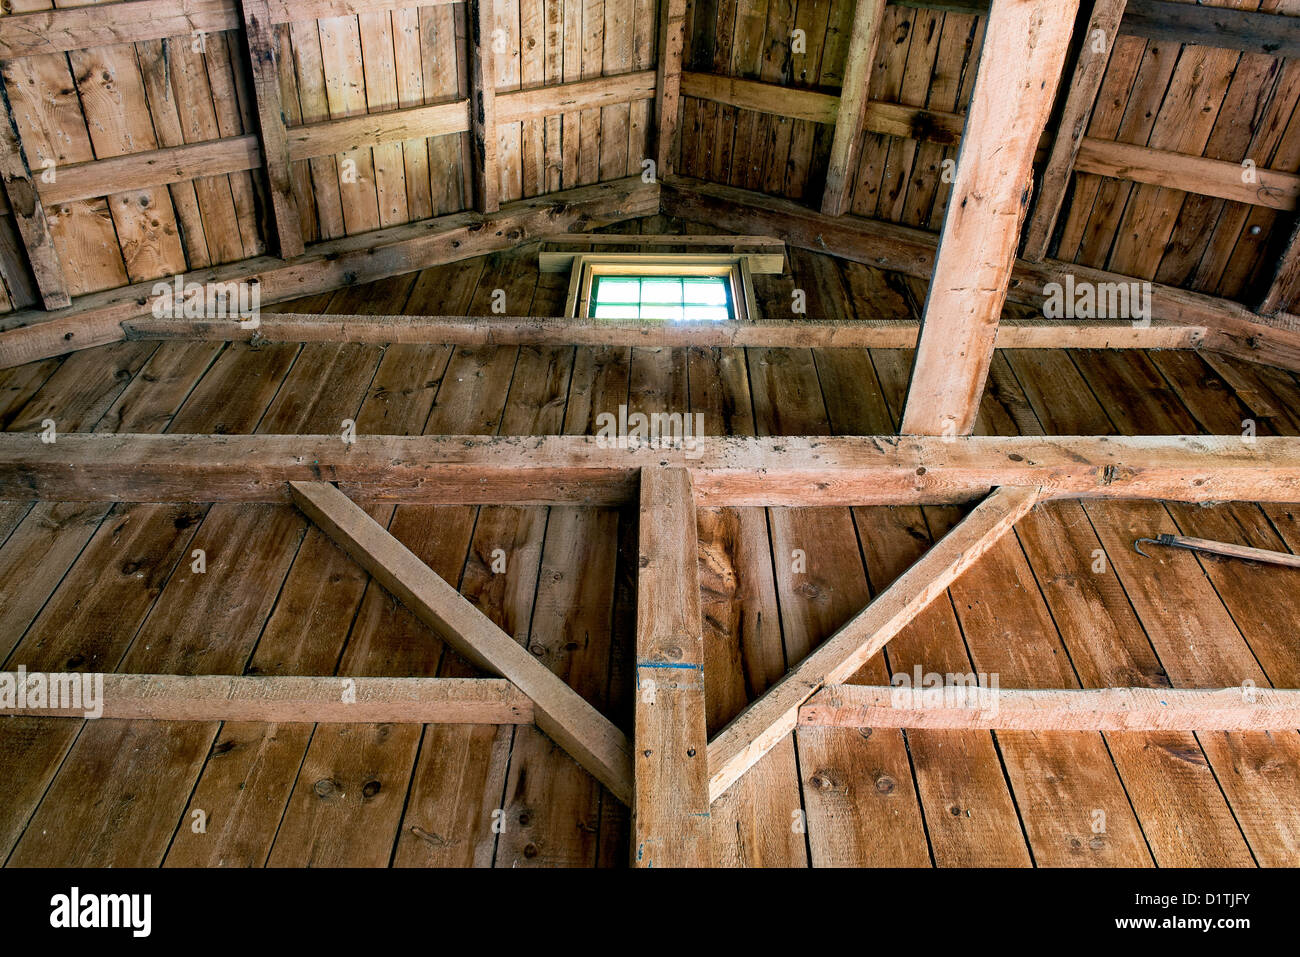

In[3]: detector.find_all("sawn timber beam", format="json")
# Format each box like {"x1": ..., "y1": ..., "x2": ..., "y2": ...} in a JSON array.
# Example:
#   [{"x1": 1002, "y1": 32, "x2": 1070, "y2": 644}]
[{"x1": 4, "y1": 434, "x2": 1300, "y2": 506}]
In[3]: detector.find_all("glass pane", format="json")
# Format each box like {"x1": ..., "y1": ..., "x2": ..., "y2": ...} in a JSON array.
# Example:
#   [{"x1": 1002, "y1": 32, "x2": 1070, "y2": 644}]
[
  {"x1": 641, "y1": 279, "x2": 683, "y2": 304},
  {"x1": 594, "y1": 278, "x2": 641, "y2": 304},
  {"x1": 593, "y1": 303, "x2": 640, "y2": 319},
  {"x1": 682, "y1": 277, "x2": 728, "y2": 305},
  {"x1": 641, "y1": 304, "x2": 684, "y2": 320},
  {"x1": 682, "y1": 305, "x2": 730, "y2": 322}
]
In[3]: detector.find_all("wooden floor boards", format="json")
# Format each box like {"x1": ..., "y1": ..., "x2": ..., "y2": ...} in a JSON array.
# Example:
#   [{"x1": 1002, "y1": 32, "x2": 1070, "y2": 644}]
[{"x1": 2, "y1": 242, "x2": 1300, "y2": 867}]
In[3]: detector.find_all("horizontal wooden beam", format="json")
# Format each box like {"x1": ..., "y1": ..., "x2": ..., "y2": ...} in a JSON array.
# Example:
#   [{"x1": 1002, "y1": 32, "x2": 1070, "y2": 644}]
[
  {"x1": 661, "y1": 176, "x2": 1300, "y2": 372},
  {"x1": 680, "y1": 72, "x2": 839, "y2": 124},
  {"x1": 707, "y1": 485, "x2": 1041, "y2": 800},
  {"x1": 291, "y1": 480, "x2": 634, "y2": 803},
  {"x1": 1076, "y1": 138, "x2": 1300, "y2": 212},
  {"x1": 2, "y1": 673, "x2": 532, "y2": 723},
  {"x1": 4, "y1": 433, "x2": 1300, "y2": 506},
  {"x1": 799, "y1": 684, "x2": 1300, "y2": 732},
  {"x1": 119, "y1": 313, "x2": 1208, "y2": 350},
  {"x1": 0, "y1": 175, "x2": 658, "y2": 368},
  {"x1": 895, "y1": 0, "x2": 1300, "y2": 58},
  {"x1": 681, "y1": 74, "x2": 1296, "y2": 211},
  {"x1": 0, "y1": 0, "x2": 461, "y2": 59}
]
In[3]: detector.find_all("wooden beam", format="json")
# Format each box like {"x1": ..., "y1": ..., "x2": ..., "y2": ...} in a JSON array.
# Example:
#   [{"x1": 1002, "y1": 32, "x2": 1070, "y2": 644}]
[
  {"x1": 241, "y1": 0, "x2": 305, "y2": 258},
  {"x1": 289, "y1": 481, "x2": 634, "y2": 803},
  {"x1": 679, "y1": 72, "x2": 839, "y2": 125},
  {"x1": 0, "y1": 175, "x2": 657, "y2": 368},
  {"x1": 288, "y1": 101, "x2": 470, "y2": 162},
  {"x1": 1121, "y1": 0, "x2": 1300, "y2": 59},
  {"x1": 118, "y1": 313, "x2": 1207, "y2": 350},
  {"x1": 654, "y1": 0, "x2": 688, "y2": 176},
  {"x1": 0, "y1": 72, "x2": 71, "y2": 310},
  {"x1": 706, "y1": 485, "x2": 1040, "y2": 800},
  {"x1": 799, "y1": 684, "x2": 1300, "y2": 732},
  {"x1": 1076, "y1": 138, "x2": 1300, "y2": 213},
  {"x1": 497, "y1": 71, "x2": 656, "y2": 123},
  {"x1": 38, "y1": 136, "x2": 263, "y2": 207},
  {"x1": 901, "y1": 0, "x2": 1079, "y2": 437},
  {"x1": 0, "y1": 0, "x2": 460, "y2": 59},
  {"x1": 633, "y1": 467, "x2": 710, "y2": 866},
  {"x1": 660, "y1": 176, "x2": 1300, "y2": 366},
  {"x1": 8, "y1": 432, "x2": 1299, "y2": 506},
  {"x1": 2, "y1": 673, "x2": 532, "y2": 724},
  {"x1": 1022, "y1": 0, "x2": 1128, "y2": 261},
  {"x1": 466, "y1": 0, "x2": 499, "y2": 214},
  {"x1": 822, "y1": 0, "x2": 888, "y2": 216}
]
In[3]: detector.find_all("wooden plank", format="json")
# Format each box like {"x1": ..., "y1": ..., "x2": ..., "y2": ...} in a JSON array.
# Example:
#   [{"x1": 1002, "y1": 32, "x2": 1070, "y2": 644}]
[
  {"x1": 901, "y1": 0, "x2": 1078, "y2": 436},
  {"x1": 801, "y1": 685, "x2": 1300, "y2": 730},
  {"x1": 822, "y1": 0, "x2": 888, "y2": 215},
  {"x1": 2, "y1": 673, "x2": 532, "y2": 723},
  {"x1": 242, "y1": 0, "x2": 305, "y2": 257},
  {"x1": 654, "y1": 0, "x2": 688, "y2": 175},
  {"x1": 705, "y1": 484, "x2": 1040, "y2": 802},
  {"x1": 467, "y1": 0, "x2": 500, "y2": 213},
  {"x1": 0, "y1": 175, "x2": 657, "y2": 367},
  {"x1": 288, "y1": 480, "x2": 634, "y2": 803},
  {"x1": 0, "y1": 73, "x2": 70, "y2": 310},
  {"x1": 1022, "y1": 0, "x2": 1128, "y2": 261},
  {"x1": 9, "y1": 432, "x2": 1300, "y2": 506},
  {"x1": 633, "y1": 466, "x2": 709, "y2": 866}
]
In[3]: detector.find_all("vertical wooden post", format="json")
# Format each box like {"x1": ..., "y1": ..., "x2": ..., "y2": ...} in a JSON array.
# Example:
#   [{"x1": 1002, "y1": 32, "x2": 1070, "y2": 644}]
[
  {"x1": 241, "y1": 0, "x2": 305, "y2": 259},
  {"x1": 0, "y1": 70, "x2": 71, "y2": 309},
  {"x1": 467, "y1": 0, "x2": 500, "y2": 213},
  {"x1": 820, "y1": 0, "x2": 887, "y2": 216},
  {"x1": 654, "y1": 0, "x2": 688, "y2": 178},
  {"x1": 901, "y1": 0, "x2": 1079, "y2": 437},
  {"x1": 633, "y1": 466, "x2": 710, "y2": 867},
  {"x1": 1021, "y1": 0, "x2": 1128, "y2": 261}
]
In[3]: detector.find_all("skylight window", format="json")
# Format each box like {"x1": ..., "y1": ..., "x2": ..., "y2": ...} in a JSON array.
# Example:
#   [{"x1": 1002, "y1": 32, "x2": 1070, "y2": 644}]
[{"x1": 551, "y1": 252, "x2": 770, "y2": 323}]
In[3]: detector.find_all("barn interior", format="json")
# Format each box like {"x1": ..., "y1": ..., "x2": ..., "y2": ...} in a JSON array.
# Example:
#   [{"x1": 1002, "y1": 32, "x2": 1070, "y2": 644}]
[{"x1": 1, "y1": 0, "x2": 1300, "y2": 868}]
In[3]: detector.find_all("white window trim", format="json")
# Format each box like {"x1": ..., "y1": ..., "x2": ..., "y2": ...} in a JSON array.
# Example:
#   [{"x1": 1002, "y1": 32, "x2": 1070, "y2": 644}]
[{"x1": 563, "y1": 253, "x2": 761, "y2": 322}]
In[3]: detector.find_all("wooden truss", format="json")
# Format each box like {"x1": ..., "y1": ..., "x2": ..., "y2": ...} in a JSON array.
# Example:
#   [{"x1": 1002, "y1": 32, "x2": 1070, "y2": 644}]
[{"x1": 6, "y1": 432, "x2": 1300, "y2": 865}]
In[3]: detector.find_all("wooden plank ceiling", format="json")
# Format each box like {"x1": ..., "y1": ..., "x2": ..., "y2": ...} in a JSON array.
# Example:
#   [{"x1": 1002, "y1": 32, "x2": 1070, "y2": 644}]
[{"x1": 0, "y1": 0, "x2": 1298, "y2": 318}]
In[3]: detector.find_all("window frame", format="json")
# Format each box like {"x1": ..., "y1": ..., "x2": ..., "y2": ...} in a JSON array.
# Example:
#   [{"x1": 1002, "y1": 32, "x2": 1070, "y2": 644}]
[{"x1": 564, "y1": 253, "x2": 759, "y2": 323}]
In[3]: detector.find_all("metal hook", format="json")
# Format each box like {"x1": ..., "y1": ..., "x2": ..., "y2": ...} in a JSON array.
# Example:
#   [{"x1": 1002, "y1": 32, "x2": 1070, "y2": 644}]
[{"x1": 1134, "y1": 538, "x2": 1159, "y2": 558}]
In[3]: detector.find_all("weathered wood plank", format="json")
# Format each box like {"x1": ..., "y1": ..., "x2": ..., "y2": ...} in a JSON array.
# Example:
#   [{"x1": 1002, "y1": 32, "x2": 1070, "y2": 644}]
[{"x1": 467, "y1": 0, "x2": 500, "y2": 213}]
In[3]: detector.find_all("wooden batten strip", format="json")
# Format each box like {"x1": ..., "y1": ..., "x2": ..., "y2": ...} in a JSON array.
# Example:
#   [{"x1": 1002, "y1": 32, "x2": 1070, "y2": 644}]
[
  {"x1": 822, "y1": 0, "x2": 888, "y2": 216},
  {"x1": 1022, "y1": 0, "x2": 1129, "y2": 261},
  {"x1": 680, "y1": 72, "x2": 839, "y2": 124},
  {"x1": 633, "y1": 467, "x2": 710, "y2": 866},
  {"x1": 706, "y1": 486, "x2": 1042, "y2": 801},
  {"x1": 1, "y1": 673, "x2": 533, "y2": 724},
  {"x1": 799, "y1": 685, "x2": 1300, "y2": 732},
  {"x1": 902, "y1": 0, "x2": 1080, "y2": 436},
  {"x1": 289, "y1": 481, "x2": 634, "y2": 803},
  {"x1": 241, "y1": 0, "x2": 304, "y2": 258},
  {"x1": 0, "y1": 73, "x2": 71, "y2": 311}
]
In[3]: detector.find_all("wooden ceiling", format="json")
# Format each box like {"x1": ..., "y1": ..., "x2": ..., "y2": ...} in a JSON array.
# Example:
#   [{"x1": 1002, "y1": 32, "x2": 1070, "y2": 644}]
[{"x1": 1, "y1": 0, "x2": 1300, "y2": 349}]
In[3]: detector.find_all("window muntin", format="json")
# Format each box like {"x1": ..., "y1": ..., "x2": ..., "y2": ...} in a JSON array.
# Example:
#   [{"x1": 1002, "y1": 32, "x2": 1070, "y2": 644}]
[{"x1": 590, "y1": 275, "x2": 732, "y2": 321}]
